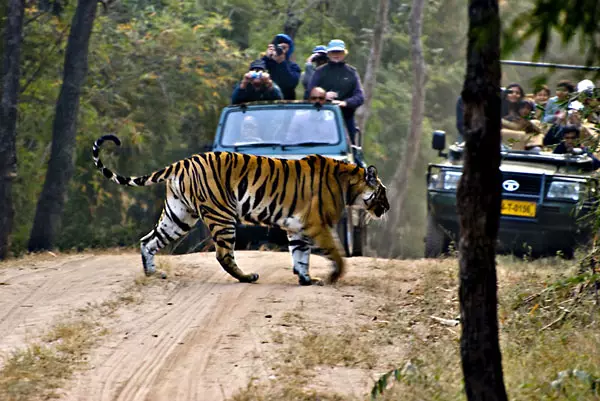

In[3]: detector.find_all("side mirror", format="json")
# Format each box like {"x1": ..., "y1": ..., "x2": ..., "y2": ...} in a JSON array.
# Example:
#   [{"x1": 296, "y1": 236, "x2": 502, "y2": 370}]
[{"x1": 432, "y1": 130, "x2": 447, "y2": 157}]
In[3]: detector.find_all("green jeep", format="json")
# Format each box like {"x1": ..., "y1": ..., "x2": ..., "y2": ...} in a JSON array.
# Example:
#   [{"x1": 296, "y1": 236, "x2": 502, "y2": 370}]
[
  {"x1": 425, "y1": 130, "x2": 599, "y2": 258},
  {"x1": 211, "y1": 101, "x2": 368, "y2": 256}
]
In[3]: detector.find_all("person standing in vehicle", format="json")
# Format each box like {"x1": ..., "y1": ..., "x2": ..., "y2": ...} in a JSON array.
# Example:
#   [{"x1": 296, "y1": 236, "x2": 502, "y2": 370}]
[
  {"x1": 306, "y1": 39, "x2": 364, "y2": 143},
  {"x1": 262, "y1": 33, "x2": 301, "y2": 100},
  {"x1": 231, "y1": 60, "x2": 283, "y2": 105},
  {"x1": 301, "y1": 45, "x2": 328, "y2": 98},
  {"x1": 542, "y1": 80, "x2": 575, "y2": 123}
]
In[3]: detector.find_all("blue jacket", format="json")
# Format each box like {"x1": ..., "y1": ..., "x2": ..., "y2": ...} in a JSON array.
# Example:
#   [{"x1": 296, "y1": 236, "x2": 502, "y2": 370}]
[
  {"x1": 262, "y1": 34, "x2": 301, "y2": 100},
  {"x1": 231, "y1": 82, "x2": 283, "y2": 105},
  {"x1": 306, "y1": 61, "x2": 364, "y2": 121},
  {"x1": 542, "y1": 96, "x2": 567, "y2": 123}
]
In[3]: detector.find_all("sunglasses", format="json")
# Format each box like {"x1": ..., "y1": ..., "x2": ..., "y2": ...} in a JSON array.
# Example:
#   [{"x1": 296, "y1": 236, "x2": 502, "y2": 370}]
[{"x1": 310, "y1": 96, "x2": 326, "y2": 101}]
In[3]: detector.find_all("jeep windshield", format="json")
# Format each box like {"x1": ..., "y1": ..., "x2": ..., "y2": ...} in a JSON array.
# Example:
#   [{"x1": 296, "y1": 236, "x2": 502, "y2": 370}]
[{"x1": 219, "y1": 107, "x2": 341, "y2": 147}]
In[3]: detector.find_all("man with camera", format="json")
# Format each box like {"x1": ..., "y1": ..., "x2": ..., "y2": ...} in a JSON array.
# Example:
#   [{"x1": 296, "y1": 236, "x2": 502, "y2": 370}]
[
  {"x1": 262, "y1": 33, "x2": 301, "y2": 100},
  {"x1": 231, "y1": 59, "x2": 283, "y2": 105},
  {"x1": 301, "y1": 45, "x2": 328, "y2": 97},
  {"x1": 306, "y1": 39, "x2": 364, "y2": 143}
]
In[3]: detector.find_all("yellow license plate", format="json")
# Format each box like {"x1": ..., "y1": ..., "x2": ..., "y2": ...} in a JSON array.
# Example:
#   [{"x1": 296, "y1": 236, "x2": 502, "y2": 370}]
[{"x1": 501, "y1": 200, "x2": 536, "y2": 217}]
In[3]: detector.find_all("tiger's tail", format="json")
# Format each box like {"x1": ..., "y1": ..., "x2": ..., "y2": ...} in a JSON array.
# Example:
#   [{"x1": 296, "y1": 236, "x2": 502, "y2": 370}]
[{"x1": 92, "y1": 134, "x2": 173, "y2": 187}]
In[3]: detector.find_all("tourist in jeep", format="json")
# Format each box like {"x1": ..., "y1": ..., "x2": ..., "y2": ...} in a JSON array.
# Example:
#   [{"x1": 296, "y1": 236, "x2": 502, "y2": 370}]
[
  {"x1": 301, "y1": 45, "x2": 328, "y2": 97},
  {"x1": 533, "y1": 84, "x2": 551, "y2": 119},
  {"x1": 551, "y1": 125, "x2": 600, "y2": 169},
  {"x1": 306, "y1": 39, "x2": 364, "y2": 143},
  {"x1": 231, "y1": 60, "x2": 283, "y2": 105},
  {"x1": 501, "y1": 83, "x2": 525, "y2": 117},
  {"x1": 502, "y1": 99, "x2": 543, "y2": 150},
  {"x1": 262, "y1": 33, "x2": 301, "y2": 100},
  {"x1": 543, "y1": 80, "x2": 575, "y2": 123}
]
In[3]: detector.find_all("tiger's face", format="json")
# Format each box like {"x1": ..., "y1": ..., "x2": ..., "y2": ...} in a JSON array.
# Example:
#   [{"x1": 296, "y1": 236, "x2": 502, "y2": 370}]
[{"x1": 355, "y1": 165, "x2": 389, "y2": 219}]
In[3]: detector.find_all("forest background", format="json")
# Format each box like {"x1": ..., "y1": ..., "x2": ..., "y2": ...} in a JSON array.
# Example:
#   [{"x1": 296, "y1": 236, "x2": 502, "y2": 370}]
[{"x1": 0, "y1": 0, "x2": 594, "y2": 258}]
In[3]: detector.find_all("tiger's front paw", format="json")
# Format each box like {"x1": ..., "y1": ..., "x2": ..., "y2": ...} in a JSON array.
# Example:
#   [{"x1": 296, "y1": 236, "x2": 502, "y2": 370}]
[{"x1": 239, "y1": 273, "x2": 259, "y2": 283}]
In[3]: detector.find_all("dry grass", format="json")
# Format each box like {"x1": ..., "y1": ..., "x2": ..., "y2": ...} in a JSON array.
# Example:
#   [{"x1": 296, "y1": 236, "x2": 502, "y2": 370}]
[
  {"x1": 230, "y1": 256, "x2": 600, "y2": 401},
  {"x1": 0, "y1": 272, "x2": 149, "y2": 401},
  {"x1": 371, "y1": 256, "x2": 600, "y2": 401},
  {"x1": 0, "y1": 317, "x2": 101, "y2": 401}
]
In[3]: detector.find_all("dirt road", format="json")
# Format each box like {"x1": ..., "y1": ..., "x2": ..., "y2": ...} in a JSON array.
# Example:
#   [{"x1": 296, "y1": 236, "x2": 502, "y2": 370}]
[{"x1": 0, "y1": 250, "x2": 429, "y2": 400}]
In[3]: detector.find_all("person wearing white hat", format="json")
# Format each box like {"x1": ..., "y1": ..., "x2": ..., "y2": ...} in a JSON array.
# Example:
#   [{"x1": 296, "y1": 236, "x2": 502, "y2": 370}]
[
  {"x1": 577, "y1": 79, "x2": 595, "y2": 93},
  {"x1": 305, "y1": 39, "x2": 364, "y2": 143}
]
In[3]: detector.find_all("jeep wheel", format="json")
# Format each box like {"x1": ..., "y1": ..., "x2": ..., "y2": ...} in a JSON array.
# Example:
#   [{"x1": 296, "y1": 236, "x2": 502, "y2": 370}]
[
  {"x1": 352, "y1": 210, "x2": 366, "y2": 257},
  {"x1": 337, "y1": 208, "x2": 354, "y2": 257},
  {"x1": 425, "y1": 213, "x2": 449, "y2": 258}
]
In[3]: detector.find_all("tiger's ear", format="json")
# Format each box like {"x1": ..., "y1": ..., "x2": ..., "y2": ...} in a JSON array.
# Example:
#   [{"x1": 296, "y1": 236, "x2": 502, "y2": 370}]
[{"x1": 365, "y1": 165, "x2": 378, "y2": 185}]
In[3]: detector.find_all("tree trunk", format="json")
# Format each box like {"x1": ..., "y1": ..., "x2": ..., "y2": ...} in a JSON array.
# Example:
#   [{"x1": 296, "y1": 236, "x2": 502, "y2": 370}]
[
  {"x1": 0, "y1": 0, "x2": 25, "y2": 260},
  {"x1": 28, "y1": 0, "x2": 98, "y2": 252},
  {"x1": 355, "y1": 0, "x2": 389, "y2": 136},
  {"x1": 283, "y1": 12, "x2": 303, "y2": 41},
  {"x1": 380, "y1": 0, "x2": 426, "y2": 258},
  {"x1": 457, "y1": 1, "x2": 508, "y2": 400}
]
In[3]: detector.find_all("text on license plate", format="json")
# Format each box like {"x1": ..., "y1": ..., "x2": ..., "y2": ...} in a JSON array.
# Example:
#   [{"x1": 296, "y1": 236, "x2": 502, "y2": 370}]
[{"x1": 501, "y1": 200, "x2": 536, "y2": 217}]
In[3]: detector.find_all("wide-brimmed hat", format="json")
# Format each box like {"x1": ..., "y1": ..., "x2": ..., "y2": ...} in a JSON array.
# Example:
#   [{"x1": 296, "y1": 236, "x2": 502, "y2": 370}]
[{"x1": 326, "y1": 39, "x2": 347, "y2": 53}]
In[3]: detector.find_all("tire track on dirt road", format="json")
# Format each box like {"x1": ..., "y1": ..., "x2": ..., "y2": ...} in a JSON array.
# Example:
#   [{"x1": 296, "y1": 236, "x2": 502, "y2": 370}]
[
  {"x1": 63, "y1": 252, "x2": 288, "y2": 401},
  {"x1": 0, "y1": 254, "x2": 140, "y2": 365}
]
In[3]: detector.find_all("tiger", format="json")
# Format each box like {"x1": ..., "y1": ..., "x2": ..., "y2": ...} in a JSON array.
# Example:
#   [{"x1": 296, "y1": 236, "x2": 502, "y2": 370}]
[{"x1": 92, "y1": 134, "x2": 389, "y2": 285}]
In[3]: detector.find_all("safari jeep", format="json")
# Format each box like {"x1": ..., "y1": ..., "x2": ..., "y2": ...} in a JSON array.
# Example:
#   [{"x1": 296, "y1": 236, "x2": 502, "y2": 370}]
[
  {"x1": 211, "y1": 100, "x2": 367, "y2": 256},
  {"x1": 425, "y1": 130, "x2": 599, "y2": 258}
]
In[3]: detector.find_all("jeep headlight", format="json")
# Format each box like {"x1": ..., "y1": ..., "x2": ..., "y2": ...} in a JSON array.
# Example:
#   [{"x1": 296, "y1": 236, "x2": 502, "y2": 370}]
[
  {"x1": 440, "y1": 171, "x2": 462, "y2": 191},
  {"x1": 547, "y1": 181, "x2": 583, "y2": 201},
  {"x1": 428, "y1": 173, "x2": 439, "y2": 189}
]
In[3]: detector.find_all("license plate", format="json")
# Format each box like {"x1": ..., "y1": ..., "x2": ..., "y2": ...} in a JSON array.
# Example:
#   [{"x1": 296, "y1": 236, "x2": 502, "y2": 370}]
[{"x1": 501, "y1": 200, "x2": 536, "y2": 217}]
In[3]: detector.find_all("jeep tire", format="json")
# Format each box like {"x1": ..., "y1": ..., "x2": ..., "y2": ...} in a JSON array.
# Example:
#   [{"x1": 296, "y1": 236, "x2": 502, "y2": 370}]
[{"x1": 425, "y1": 213, "x2": 450, "y2": 258}]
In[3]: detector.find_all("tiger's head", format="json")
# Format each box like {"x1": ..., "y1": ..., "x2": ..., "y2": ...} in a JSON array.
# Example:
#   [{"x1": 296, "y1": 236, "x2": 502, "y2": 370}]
[{"x1": 346, "y1": 165, "x2": 389, "y2": 219}]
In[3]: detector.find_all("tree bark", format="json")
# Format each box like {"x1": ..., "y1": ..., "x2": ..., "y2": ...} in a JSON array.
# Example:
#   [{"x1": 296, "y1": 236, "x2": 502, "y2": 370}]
[
  {"x1": 0, "y1": 0, "x2": 25, "y2": 259},
  {"x1": 457, "y1": 1, "x2": 508, "y2": 400},
  {"x1": 381, "y1": 0, "x2": 426, "y2": 257},
  {"x1": 28, "y1": 0, "x2": 98, "y2": 252},
  {"x1": 355, "y1": 0, "x2": 389, "y2": 136}
]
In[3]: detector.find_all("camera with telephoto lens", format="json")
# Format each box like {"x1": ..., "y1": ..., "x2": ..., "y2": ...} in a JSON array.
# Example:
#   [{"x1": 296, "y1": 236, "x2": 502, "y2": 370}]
[
  {"x1": 313, "y1": 53, "x2": 328, "y2": 64},
  {"x1": 250, "y1": 71, "x2": 263, "y2": 80},
  {"x1": 275, "y1": 44, "x2": 285, "y2": 56}
]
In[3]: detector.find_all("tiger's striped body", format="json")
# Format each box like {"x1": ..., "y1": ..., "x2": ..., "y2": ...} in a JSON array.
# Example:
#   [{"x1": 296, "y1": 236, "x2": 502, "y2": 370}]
[{"x1": 92, "y1": 135, "x2": 389, "y2": 285}]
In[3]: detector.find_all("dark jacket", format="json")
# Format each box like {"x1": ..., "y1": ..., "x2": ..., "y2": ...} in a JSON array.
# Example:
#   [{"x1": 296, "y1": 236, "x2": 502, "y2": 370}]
[
  {"x1": 262, "y1": 34, "x2": 301, "y2": 100},
  {"x1": 306, "y1": 61, "x2": 364, "y2": 121},
  {"x1": 231, "y1": 82, "x2": 283, "y2": 105},
  {"x1": 543, "y1": 124, "x2": 579, "y2": 146}
]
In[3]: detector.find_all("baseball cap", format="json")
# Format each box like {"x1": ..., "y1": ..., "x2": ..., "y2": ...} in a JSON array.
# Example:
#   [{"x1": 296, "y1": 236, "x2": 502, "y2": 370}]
[
  {"x1": 249, "y1": 59, "x2": 266, "y2": 71},
  {"x1": 326, "y1": 39, "x2": 346, "y2": 52}
]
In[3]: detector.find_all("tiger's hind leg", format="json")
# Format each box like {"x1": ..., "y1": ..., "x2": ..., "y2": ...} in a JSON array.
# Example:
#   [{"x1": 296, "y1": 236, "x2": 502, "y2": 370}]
[
  {"x1": 140, "y1": 196, "x2": 199, "y2": 276},
  {"x1": 203, "y1": 214, "x2": 259, "y2": 283},
  {"x1": 287, "y1": 233, "x2": 321, "y2": 286},
  {"x1": 307, "y1": 226, "x2": 346, "y2": 284}
]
